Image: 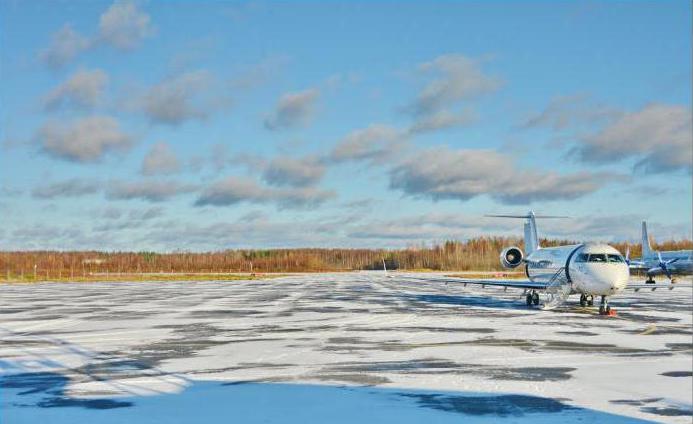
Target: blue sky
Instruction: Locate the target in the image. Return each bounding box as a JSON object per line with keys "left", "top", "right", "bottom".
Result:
{"left": 1, "top": 0, "right": 691, "bottom": 251}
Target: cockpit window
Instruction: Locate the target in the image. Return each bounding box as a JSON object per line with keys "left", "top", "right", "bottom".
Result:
{"left": 588, "top": 254, "right": 607, "bottom": 262}
{"left": 607, "top": 254, "right": 624, "bottom": 263}
{"left": 575, "top": 253, "right": 589, "bottom": 262}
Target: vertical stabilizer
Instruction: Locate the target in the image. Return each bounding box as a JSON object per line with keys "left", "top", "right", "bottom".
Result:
{"left": 524, "top": 212, "right": 539, "bottom": 255}
{"left": 485, "top": 211, "right": 565, "bottom": 255}
{"left": 641, "top": 221, "right": 653, "bottom": 258}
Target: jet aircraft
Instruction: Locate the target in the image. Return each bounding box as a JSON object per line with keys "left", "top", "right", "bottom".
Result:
{"left": 411, "top": 212, "right": 675, "bottom": 315}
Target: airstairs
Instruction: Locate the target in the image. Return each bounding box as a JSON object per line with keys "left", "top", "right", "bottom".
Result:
{"left": 541, "top": 267, "right": 572, "bottom": 310}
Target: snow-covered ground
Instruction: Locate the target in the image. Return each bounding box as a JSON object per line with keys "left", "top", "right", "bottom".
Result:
{"left": 1, "top": 272, "right": 691, "bottom": 423}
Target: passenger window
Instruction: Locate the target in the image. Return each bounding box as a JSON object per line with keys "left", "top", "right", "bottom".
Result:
{"left": 607, "top": 254, "right": 624, "bottom": 263}
{"left": 575, "top": 253, "right": 588, "bottom": 263}
{"left": 588, "top": 254, "right": 606, "bottom": 262}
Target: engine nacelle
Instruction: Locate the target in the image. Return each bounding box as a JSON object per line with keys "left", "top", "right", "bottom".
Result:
{"left": 500, "top": 246, "right": 524, "bottom": 268}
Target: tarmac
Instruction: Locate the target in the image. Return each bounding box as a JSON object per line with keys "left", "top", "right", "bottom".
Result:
{"left": 1, "top": 272, "right": 691, "bottom": 423}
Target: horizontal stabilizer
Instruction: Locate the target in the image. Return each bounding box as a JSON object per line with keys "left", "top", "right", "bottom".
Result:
{"left": 485, "top": 214, "right": 569, "bottom": 219}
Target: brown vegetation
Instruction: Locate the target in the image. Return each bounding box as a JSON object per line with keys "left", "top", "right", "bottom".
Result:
{"left": 1, "top": 237, "right": 690, "bottom": 282}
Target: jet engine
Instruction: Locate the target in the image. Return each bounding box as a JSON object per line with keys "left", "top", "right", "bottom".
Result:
{"left": 500, "top": 247, "right": 524, "bottom": 268}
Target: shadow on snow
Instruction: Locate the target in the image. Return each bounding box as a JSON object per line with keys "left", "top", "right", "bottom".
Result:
{"left": 1, "top": 371, "right": 654, "bottom": 423}
{"left": 407, "top": 293, "right": 529, "bottom": 310}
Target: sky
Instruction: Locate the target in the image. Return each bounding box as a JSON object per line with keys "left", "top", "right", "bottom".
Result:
{"left": 0, "top": 0, "right": 691, "bottom": 251}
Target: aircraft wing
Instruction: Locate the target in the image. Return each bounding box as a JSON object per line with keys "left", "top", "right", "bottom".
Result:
{"left": 628, "top": 261, "right": 647, "bottom": 270}
{"left": 407, "top": 276, "right": 678, "bottom": 292}
{"left": 626, "top": 283, "right": 675, "bottom": 291}
{"left": 404, "top": 275, "right": 549, "bottom": 290}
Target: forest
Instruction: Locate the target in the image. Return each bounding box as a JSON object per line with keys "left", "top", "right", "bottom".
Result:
{"left": 2, "top": 237, "right": 691, "bottom": 282}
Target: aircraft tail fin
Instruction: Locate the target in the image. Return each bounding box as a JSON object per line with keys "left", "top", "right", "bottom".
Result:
{"left": 642, "top": 221, "right": 653, "bottom": 258}
{"left": 524, "top": 219, "right": 538, "bottom": 255}
{"left": 485, "top": 211, "right": 568, "bottom": 256}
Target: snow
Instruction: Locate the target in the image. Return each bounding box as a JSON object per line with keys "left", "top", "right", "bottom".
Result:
{"left": 1, "top": 272, "right": 691, "bottom": 423}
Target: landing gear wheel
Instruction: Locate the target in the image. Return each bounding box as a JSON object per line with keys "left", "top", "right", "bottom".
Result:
{"left": 579, "top": 295, "right": 587, "bottom": 307}
{"left": 587, "top": 296, "right": 594, "bottom": 306}
{"left": 646, "top": 278, "right": 655, "bottom": 285}
{"left": 526, "top": 294, "right": 533, "bottom": 306}
{"left": 598, "top": 295, "right": 614, "bottom": 316}
{"left": 532, "top": 292, "right": 540, "bottom": 306}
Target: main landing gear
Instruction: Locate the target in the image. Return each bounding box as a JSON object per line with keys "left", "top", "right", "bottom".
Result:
{"left": 644, "top": 274, "right": 678, "bottom": 284}
{"left": 579, "top": 294, "right": 594, "bottom": 307}
{"left": 525, "top": 290, "right": 540, "bottom": 306}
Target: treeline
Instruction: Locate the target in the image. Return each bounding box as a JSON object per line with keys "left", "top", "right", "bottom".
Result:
{"left": 1, "top": 237, "right": 691, "bottom": 280}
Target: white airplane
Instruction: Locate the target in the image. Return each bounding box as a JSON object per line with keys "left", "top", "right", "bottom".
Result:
{"left": 627, "top": 221, "right": 693, "bottom": 283}
{"left": 413, "top": 211, "right": 673, "bottom": 315}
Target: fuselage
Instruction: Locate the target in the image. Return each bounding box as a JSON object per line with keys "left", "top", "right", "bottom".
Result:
{"left": 526, "top": 243, "right": 629, "bottom": 296}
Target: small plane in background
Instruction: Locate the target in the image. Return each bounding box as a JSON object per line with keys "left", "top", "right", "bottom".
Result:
{"left": 627, "top": 221, "right": 693, "bottom": 284}
{"left": 409, "top": 211, "right": 674, "bottom": 315}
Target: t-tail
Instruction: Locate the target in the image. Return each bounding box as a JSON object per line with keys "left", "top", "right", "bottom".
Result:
{"left": 641, "top": 221, "right": 653, "bottom": 259}
{"left": 523, "top": 214, "right": 539, "bottom": 255}
{"left": 486, "top": 211, "right": 568, "bottom": 255}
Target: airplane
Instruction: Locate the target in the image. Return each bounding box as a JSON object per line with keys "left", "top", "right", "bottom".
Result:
{"left": 627, "top": 221, "right": 693, "bottom": 284}
{"left": 405, "top": 211, "right": 674, "bottom": 315}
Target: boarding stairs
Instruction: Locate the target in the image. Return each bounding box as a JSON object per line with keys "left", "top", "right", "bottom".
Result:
{"left": 541, "top": 267, "right": 572, "bottom": 310}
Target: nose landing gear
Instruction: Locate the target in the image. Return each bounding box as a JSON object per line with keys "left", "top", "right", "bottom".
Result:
{"left": 598, "top": 295, "right": 616, "bottom": 316}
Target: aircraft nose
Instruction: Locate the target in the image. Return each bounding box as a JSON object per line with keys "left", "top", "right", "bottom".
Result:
{"left": 609, "top": 264, "right": 630, "bottom": 293}
{"left": 591, "top": 264, "right": 629, "bottom": 294}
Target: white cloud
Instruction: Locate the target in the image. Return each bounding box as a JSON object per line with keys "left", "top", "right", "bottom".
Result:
{"left": 262, "top": 156, "right": 326, "bottom": 187}
{"left": 141, "top": 142, "right": 182, "bottom": 176}
{"left": 43, "top": 69, "right": 109, "bottom": 110}
{"left": 389, "top": 146, "right": 622, "bottom": 204}
{"left": 264, "top": 88, "right": 320, "bottom": 130}
{"left": 38, "top": 24, "right": 90, "bottom": 68}
{"left": 94, "top": 207, "right": 124, "bottom": 220}
{"left": 408, "top": 54, "right": 502, "bottom": 116}
{"left": 142, "top": 70, "right": 229, "bottom": 125}
{"left": 129, "top": 206, "right": 164, "bottom": 220}
{"left": 329, "top": 124, "right": 403, "bottom": 163}
{"left": 93, "top": 206, "right": 164, "bottom": 231}
{"left": 98, "top": 0, "right": 153, "bottom": 50}
{"left": 408, "top": 109, "right": 477, "bottom": 134}
{"left": 522, "top": 94, "right": 619, "bottom": 130}
{"left": 107, "top": 180, "right": 197, "bottom": 202}
{"left": 347, "top": 213, "right": 515, "bottom": 241}
{"left": 140, "top": 218, "right": 341, "bottom": 250}
{"left": 195, "top": 177, "right": 335, "bottom": 209}
{"left": 9, "top": 225, "right": 109, "bottom": 250}
{"left": 38, "top": 116, "right": 133, "bottom": 163}
{"left": 574, "top": 103, "right": 692, "bottom": 174}
{"left": 31, "top": 178, "right": 101, "bottom": 199}
{"left": 38, "top": 1, "right": 152, "bottom": 69}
